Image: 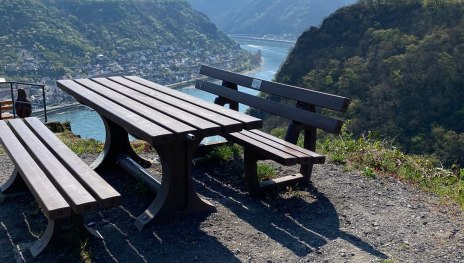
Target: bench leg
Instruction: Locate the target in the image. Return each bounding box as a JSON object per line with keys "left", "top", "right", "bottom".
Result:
{"left": 30, "top": 219, "right": 61, "bottom": 257}
{"left": 29, "top": 214, "right": 103, "bottom": 257}
{"left": 0, "top": 167, "right": 27, "bottom": 194}
{"left": 243, "top": 149, "right": 260, "bottom": 195}
{"left": 135, "top": 138, "right": 216, "bottom": 230}
{"left": 92, "top": 117, "right": 151, "bottom": 172}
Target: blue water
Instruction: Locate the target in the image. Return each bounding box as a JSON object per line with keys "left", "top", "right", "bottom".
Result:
{"left": 48, "top": 38, "right": 294, "bottom": 141}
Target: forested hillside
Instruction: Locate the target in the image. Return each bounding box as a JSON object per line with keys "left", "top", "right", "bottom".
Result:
{"left": 188, "top": 0, "right": 356, "bottom": 39}
{"left": 276, "top": 0, "right": 464, "bottom": 166}
{"left": 0, "top": 0, "right": 246, "bottom": 81}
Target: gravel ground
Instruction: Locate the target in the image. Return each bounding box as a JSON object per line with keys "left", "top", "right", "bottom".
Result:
{"left": 0, "top": 151, "right": 463, "bottom": 263}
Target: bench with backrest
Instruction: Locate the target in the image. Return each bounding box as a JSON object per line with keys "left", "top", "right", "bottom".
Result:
{"left": 0, "top": 117, "right": 121, "bottom": 257}
{"left": 0, "top": 100, "right": 14, "bottom": 119}
{"left": 196, "top": 65, "right": 350, "bottom": 194}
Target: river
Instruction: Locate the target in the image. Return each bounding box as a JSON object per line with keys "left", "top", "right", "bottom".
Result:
{"left": 47, "top": 37, "right": 294, "bottom": 141}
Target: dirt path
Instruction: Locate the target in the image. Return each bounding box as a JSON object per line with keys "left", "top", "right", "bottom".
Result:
{"left": 0, "top": 153, "right": 462, "bottom": 262}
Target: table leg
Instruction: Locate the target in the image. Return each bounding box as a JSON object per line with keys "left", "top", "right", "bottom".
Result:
{"left": 91, "top": 117, "right": 151, "bottom": 172}
{"left": 135, "top": 137, "right": 216, "bottom": 230}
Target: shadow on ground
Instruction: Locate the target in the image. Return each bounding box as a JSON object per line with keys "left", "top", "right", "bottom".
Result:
{"left": 0, "top": 161, "right": 387, "bottom": 262}
{"left": 194, "top": 164, "right": 388, "bottom": 259}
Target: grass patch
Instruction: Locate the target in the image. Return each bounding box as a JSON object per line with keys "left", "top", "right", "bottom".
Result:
{"left": 206, "top": 144, "right": 242, "bottom": 164}
{"left": 257, "top": 163, "right": 277, "bottom": 181}
{"left": 79, "top": 239, "right": 92, "bottom": 263}
{"left": 57, "top": 131, "right": 103, "bottom": 155}
{"left": 319, "top": 128, "right": 464, "bottom": 208}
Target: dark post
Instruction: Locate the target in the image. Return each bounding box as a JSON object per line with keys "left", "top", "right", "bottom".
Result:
{"left": 213, "top": 81, "right": 239, "bottom": 111}
{"left": 41, "top": 85, "right": 47, "bottom": 122}
{"left": 9, "top": 82, "right": 15, "bottom": 118}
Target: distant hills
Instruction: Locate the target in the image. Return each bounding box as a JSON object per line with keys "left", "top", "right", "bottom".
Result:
{"left": 0, "top": 0, "right": 248, "bottom": 82}
{"left": 187, "top": 0, "right": 356, "bottom": 39}
{"left": 276, "top": 1, "right": 464, "bottom": 166}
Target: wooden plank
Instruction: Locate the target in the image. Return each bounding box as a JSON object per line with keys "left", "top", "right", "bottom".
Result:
{"left": 197, "top": 80, "right": 343, "bottom": 133}
{"left": 91, "top": 78, "right": 222, "bottom": 136}
{"left": 123, "top": 76, "right": 262, "bottom": 130}
{"left": 239, "top": 130, "right": 322, "bottom": 164}
{"left": 226, "top": 132, "right": 297, "bottom": 165}
{"left": 248, "top": 129, "right": 325, "bottom": 163}
{"left": 104, "top": 77, "right": 243, "bottom": 134}
{"left": 74, "top": 79, "right": 197, "bottom": 137}
{"left": 259, "top": 173, "right": 305, "bottom": 190}
{"left": 0, "top": 100, "right": 12, "bottom": 105}
{"left": 200, "top": 65, "right": 350, "bottom": 112}
{"left": 8, "top": 119, "right": 98, "bottom": 215}
{"left": 0, "top": 121, "right": 71, "bottom": 220}
{"left": 57, "top": 79, "right": 173, "bottom": 145}
{"left": 25, "top": 117, "right": 121, "bottom": 208}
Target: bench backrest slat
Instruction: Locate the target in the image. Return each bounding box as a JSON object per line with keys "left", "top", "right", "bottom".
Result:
{"left": 0, "top": 121, "right": 71, "bottom": 219}
{"left": 196, "top": 80, "right": 343, "bottom": 133}
{"left": 25, "top": 117, "right": 121, "bottom": 208}
{"left": 200, "top": 65, "right": 350, "bottom": 112}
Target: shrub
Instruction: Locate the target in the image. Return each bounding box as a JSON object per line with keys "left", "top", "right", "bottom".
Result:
{"left": 206, "top": 144, "right": 242, "bottom": 164}
{"left": 257, "top": 163, "right": 277, "bottom": 181}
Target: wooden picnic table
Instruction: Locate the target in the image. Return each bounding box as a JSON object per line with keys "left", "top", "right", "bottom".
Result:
{"left": 57, "top": 76, "right": 262, "bottom": 230}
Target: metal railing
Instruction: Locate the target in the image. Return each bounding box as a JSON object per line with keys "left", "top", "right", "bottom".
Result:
{"left": 0, "top": 81, "right": 47, "bottom": 122}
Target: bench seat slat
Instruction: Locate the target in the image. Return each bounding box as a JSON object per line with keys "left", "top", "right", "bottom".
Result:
{"left": 57, "top": 79, "right": 173, "bottom": 145}
{"left": 8, "top": 119, "right": 98, "bottom": 214}
{"left": 105, "top": 77, "right": 243, "bottom": 134}
{"left": 25, "top": 118, "right": 121, "bottom": 208}
{"left": 197, "top": 80, "right": 343, "bottom": 133}
{"left": 200, "top": 65, "right": 350, "bottom": 112}
{"left": 91, "top": 78, "right": 224, "bottom": 136}
{"left": 75, "top": 79, "right": 199, "bottom": 136}
{"left": 124, "top": 76, "right": 262, "bottom": 130}
{"left": 240, "top": 130, "right": 324, "bottom": 164}
{"left": 0, "top": 121, "right": 71, "bottom": 219}
{"left": 226, "top": 132, "right": 298, "bottom": 165}
{"left": 248, "top": 130, "right": 325, "bottom": 163}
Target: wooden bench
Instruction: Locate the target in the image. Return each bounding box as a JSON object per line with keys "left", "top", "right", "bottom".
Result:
{"left": 0, "top": 117, "right": 121, "bottom": 257}
{"left": 196, "top": 65, "right": 350, "bottom": 194}
{"left": 0, "top": 100, "right": 14, "bottom": 119}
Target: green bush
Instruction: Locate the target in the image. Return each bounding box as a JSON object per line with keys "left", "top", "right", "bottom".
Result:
{"left": 206, "top": 144, "right": 242, "bottom": 164}
{"left": 257, "top": 163, "right": 277, "bottom": 181}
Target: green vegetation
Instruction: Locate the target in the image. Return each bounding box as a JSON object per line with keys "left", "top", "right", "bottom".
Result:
{"left": 318, "top": 128, "right": 464, "bottom": 207}
{"left": 57, "top": 131, "right": 103, "bottom": 155}
{"left": 206, "top": 144, "right": 243, "bottom": 164}
{"left": 188, "top": 0, "right": 354, "bottom": 39}
{"left": 257, "top": 163, "right": 277, "bottom": 181}
{"left": 275, "top": 0, "right": 464, "bottom": 167}
{"left": 0, "top": 0, "right": 243, "bottom": 79}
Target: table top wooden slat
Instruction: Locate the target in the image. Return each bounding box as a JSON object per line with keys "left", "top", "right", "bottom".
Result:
{"left": 108, "top": 76, "right": 247, "bottom": 133}
{"left": 25, "top": 117, "right": 121, "bottom": 208}
{"left": 57, "top": 79, "right": 173, "bottom": 145}
{"left": 75, "top": 79, "right": 198, "bottom": 137}
{"left": 123, "top": 76, "right": 262, "bottom": 130}
{"left": 90, "top": 78, "right": 222, "bottom": 136}
{"left": 0, "top": 121, "right": 71, "bottom": 220}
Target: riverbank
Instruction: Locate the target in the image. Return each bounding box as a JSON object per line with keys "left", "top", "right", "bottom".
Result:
{"left": 229, "top": 34, "right": 296, "bottom": 44}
